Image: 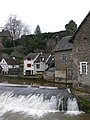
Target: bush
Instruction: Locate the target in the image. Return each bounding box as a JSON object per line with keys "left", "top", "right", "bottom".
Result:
{"left": 79, "top": 97, "right": 90, "bottom": 113}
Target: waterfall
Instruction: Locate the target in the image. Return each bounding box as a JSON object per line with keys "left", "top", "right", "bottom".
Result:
{"left": 58, "top": 97, "right": 64, "bottom": 112}
{"left": 66, "top": 87, "right": 84, "bottom": 115}
{"left": 0, "top": 91, "right": 60, "bottom": 117}
{"left": 0, "top": 83, "right": 66, "bottom": 117}
{"left": 0, "top": 84, "right": 83, "bottom": 117}
{"left": 67, "top": 98, "right": 79, "bottom": 111}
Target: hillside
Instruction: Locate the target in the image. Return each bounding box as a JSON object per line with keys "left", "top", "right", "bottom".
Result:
{"left": 0, "top": 29, "right": 73, "bottom": 60}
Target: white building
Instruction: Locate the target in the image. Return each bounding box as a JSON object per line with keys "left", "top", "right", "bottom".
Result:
{"left": 23, "top": 53, "right": 39, "bottom": 75}
{"left": 0, "top": 58, "right": 19, "bottom": 75}
{"left": 23, "top": 53, "right": 54, "bottom": 75}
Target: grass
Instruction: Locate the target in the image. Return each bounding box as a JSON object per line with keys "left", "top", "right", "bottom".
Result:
{"left": 79, "top": 98, "right": 90, "bottom": 113}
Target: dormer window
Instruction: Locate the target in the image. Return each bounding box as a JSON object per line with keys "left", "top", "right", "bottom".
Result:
{"left": 52, "top": 58, "right": 54, "bottom": 61}
{"left": 41, "top": 57, "right": 44, "bottom": 62}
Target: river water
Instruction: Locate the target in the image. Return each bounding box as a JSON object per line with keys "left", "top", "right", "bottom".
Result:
{"left": 0, "top": 112, "right": 89, "bottom": 120}
{"left": 0, "top": 78, "right": 89, "bottom": 120}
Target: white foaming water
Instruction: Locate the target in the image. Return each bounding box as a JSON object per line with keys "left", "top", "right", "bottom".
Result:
{"left": 66, "top": 98, "right": 82, "bottom": 115}
{"left": 0, "top": 92, "right": 59, "bottom": 117}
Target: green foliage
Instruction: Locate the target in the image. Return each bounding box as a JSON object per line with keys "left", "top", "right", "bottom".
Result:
{"left": 65, "top": 20, "right": 77, "bottom": 33}
{"left": 2, "top": 48, "right": 13, "bottom": 55}
{"left": 10, "top": 29, "right": 73, "bottom": 56}
{"left": 2, "top": 19, "right": 77, "bottom": 57}
{"left": 34, "top": 25, "right": 41, "bottom": 35}
{"left": 21, "top": 34, "right": 47, "bottom": 54}
{"left": 2, "top": 36, "right": 13, "bottom": 48}
{"left": 79, "top": 98, "right": 90, "bottom": 113}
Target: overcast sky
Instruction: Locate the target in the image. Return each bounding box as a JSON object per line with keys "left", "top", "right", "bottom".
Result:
{"left": 0, "top": 0, "right": 90, "bottom": 33}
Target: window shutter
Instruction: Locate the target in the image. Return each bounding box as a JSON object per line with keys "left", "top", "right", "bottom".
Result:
{"left": 79, "top": 62, "right": 82, "bottom": 74}
{"left": 86, "top": 62, "right": 88, "bottom": 74}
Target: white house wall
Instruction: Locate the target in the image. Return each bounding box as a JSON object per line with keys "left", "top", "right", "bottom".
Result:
{"left": 24, "top": 61, "right": 49, "bottom": 75}
{"left": 23, "top": 59, "right": 35, "bottom": 75}
{"left": 15, "top": 65, "right": 19, "bottom": 68}
{"left": 0, "top": 59, "right": 19, "bottom": 74}
{"left": 40, "top": 62, "right": 46, "bottom": 71}
{"left": 0, "top": 59, "right": 8, "bottom": 74}
{"left": 35, "top": 62, "right": 46, "bottom": 73}
{"left": 8, "top": 65, "right": 19, "bottom": 68}
{"left": 45, "top": 64, "right": 49, "bottom": 70}
{"left": 23, "top": 53, "right": 51, "bottom": 75}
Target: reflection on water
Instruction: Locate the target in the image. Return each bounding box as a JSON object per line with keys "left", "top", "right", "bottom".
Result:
{"left": 0, "top": 76, "right": 66, "bottom": 88}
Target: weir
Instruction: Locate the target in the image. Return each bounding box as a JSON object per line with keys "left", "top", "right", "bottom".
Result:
{"left": 0, "top": 83, "right": 80, "bottom": 117}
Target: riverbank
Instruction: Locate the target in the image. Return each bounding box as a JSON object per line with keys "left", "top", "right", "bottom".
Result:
{"left": 72, "top": 88, "right": 90, "bottom": 113}
{"left": 0, "top": 75, "right": 67, "bottom": 88}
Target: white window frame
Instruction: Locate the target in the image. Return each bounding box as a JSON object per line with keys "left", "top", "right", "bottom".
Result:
{"left": 80, "top": 62, "right": 87, "bottom": 74}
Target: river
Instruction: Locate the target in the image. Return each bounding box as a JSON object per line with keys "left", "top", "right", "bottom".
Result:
{"left": 0, "top": 112, "right": 90, "bottom": 120}
{"left": 0, "top": 77, "right": 89, "bottom": 120}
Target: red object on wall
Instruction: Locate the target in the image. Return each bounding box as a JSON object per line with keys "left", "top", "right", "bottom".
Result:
{"left": 27, "top": 64, "right": 31, "bottom": 67}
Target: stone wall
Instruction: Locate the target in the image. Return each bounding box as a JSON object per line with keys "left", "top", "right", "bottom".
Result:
{"left": 73, "top": 13, "right": 90, "bottom": 87}
{"left": 44, "top": 68, "right": 55, "bottom": 82}
{"left": 55, "top": 50, "right": 73, "bottom": 83}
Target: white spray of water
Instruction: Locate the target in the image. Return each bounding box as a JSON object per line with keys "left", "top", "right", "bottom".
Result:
{"left": 66, "top": 97, "right": 83, "bottom": 115}
{"left": 0, "top": 92, "right": 59, "bottom": 117}
{"left": 66, "top": 88, "right": 84, "bottom": 115}
{"left": 67, "top": 98, "right": 79, "bottom": 111}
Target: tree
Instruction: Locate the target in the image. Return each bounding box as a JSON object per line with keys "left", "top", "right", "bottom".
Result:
{"left": 4, "top": 15, "right": 30, "bottom": 40}
{"left": 34, "top": 25, "right": 41, "bottom": 35}
{"left": 65, "top": 20, "right": 77, "bottom": 33}
{"left": 2, "top": 36, "right": 13, "bottom": 48}
{"left": 22, "top": 23, "right": 31, "bottom": 35}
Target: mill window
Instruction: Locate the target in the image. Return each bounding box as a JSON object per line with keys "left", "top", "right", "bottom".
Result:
{"left": 80, "top": 62, "right": 87, "bottom": 74}
{"left": 62, "top": 54, "right": 67, "bottom": 62}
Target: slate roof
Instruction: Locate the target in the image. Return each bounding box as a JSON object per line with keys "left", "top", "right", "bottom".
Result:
{"left": 35, "top": 53, "right": 50, "bottom": 63}
{"left": 5, "top": 58, "right": 19, "bottom": 65}
{"left": 24, "top": 53, "right": 39, "bottom": 60}
{"left": 45, "top": 55, "right": 54, "bottom": 64}
{"left": 55, "top": 36, "right": 73, "bottom": 52}
{"left": 24, "top": 52, "right": 54, "bottom": 66}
